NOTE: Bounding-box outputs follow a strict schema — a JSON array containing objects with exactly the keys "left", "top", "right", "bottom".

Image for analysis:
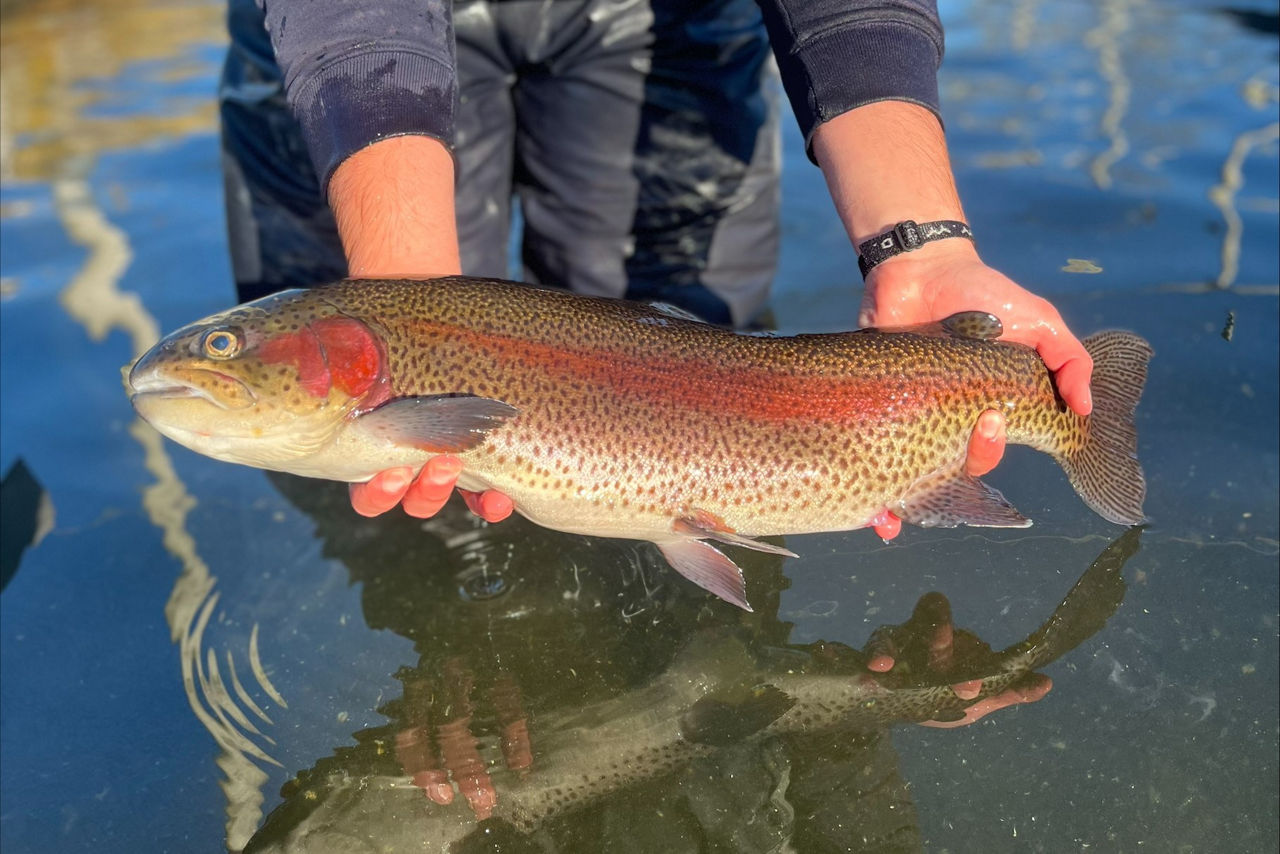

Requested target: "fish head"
[{"left": 127, "top": 289, "right": 390, "bottom": 468}]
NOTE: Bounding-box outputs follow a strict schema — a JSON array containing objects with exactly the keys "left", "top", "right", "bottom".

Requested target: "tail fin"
[
  {"left": 1059, "top": 331, "right": 1153, "bottom": 525},
  {"left": 996, "top": 525, "right": 1139, "bottom": 671}
]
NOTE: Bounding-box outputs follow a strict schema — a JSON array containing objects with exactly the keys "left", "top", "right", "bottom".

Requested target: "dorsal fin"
[{"left": 644, "top": 302, "right": 709, "bottom": 323}]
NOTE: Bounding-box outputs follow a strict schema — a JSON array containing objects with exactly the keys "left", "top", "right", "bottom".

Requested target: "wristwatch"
[{"left": 857, "top": 220, "right": 974, "bottom": 278}]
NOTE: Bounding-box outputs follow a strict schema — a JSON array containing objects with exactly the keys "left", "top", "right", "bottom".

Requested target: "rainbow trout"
[{"left": 128, "top": 276, "right": 1151, "bottom": 609}]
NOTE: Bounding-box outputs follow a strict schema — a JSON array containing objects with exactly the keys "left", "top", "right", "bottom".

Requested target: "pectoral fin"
[
  {"left": 895, "top": 469, "right": 1031, "bottom": 528},
  {"left": 353, "top": 395, "right": 518, "bottom": 453},
  {"left": 673, "top": 510, "right": 798, "bottom": 558},
  {"left": 656, "top": 539, "right": 753, "bottom": 612},
  {"left": 681, "top": 684, "right": 797, "bottom": 746}
]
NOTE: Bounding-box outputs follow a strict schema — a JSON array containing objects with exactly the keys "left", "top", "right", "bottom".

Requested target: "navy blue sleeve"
[
  {"left": 256, "top": 0, "right": 457, "bottom": 193},
  {"left": 756, "top": 0, "right": 945, "bottom": 157}
]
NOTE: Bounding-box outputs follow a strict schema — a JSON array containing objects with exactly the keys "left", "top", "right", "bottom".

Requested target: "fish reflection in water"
[{"left": 247, "top": 474, "right": 1140, "bottom": 853}]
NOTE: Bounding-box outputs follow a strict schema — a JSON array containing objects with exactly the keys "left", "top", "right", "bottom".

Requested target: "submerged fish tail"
[
  {"left": 1000, "top": 524, "right": 1137, "bottom": 669},
  {"left": 1057, "top": 331, "right": 1153, "bottom": 525}
]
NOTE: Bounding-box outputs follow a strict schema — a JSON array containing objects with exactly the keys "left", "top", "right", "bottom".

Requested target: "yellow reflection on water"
[
  {"left": 3, "top": 1, "right": 286, "bottom": 847},
  {"left": 0, "top": 0, "right": 224, "bottom": 181}
]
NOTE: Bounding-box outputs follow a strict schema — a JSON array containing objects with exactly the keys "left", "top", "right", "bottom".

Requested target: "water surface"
[{"left": 1, "top": 0, "right": 1276, "bottom": 851}]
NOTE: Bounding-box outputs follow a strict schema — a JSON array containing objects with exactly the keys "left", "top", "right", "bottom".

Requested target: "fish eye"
[{"left": 201, "top": 327, "right": 242, "bottom": 360}]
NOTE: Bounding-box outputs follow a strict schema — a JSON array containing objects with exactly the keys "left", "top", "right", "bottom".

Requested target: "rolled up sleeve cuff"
[
  {"left": 290, "top": 49, "right": 457, "bottom": 194},
  {"left": 776, "top": 22, "right": 943, "bottom": 160}
]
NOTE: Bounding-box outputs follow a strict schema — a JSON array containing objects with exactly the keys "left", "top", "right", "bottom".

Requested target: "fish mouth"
[{"left": 128, "top": 366, "right": 256, "bottom": 410}]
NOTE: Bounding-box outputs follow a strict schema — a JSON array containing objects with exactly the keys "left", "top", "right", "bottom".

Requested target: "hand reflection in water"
[
  {"left": 394, "top": 661, "right": 532, "bottom": 820},
  {"left": 863, "top": 592, "right": 1054, "bottom": 728},
  {"left": 248, "top": 473, "right": 1135, "bottom": 853}
]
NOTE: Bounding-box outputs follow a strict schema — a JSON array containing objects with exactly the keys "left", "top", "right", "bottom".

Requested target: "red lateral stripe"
[{"left": 409, "top": 323, "right": 922, "bottom": 422}]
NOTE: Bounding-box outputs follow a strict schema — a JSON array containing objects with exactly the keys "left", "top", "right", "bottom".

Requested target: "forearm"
[
  {"left": 810, "top": 101, "right": 972, "bottom": 249},
  {"left": 328, "top": 135, "right": 461, "bottom": 278}
]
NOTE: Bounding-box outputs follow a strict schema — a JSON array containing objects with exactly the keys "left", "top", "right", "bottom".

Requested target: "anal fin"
[
  {"left": 895, "top": 469, "right": 1031, "bottom": 529},
  {"left": 656, "top": 539, "right": 753, "bottom": 611}
]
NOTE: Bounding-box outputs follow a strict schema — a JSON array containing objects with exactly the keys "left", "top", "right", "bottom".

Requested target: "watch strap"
[{"left": 857, "top": 220, "right": 974, "bottom": 277}]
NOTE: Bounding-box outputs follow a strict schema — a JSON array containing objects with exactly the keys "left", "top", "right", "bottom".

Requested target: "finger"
[
  {"left": 395, "top": 726, "right": 455, "bottom": 805},
  {"left": 909, "top": 591, "right": 952, "bottom": 632},
  {"left": 867, "top": 654, "right": 896, "bottom": 673},
  {"left": 1053, "top": 354, "right": 1094, "bottom": 417},
  {"left": 460, "top": 489, "right": 515, "bottom": 523},
  {"left": 871, "top": 509, "right": 902, "bottom": 541},
  {"left": 1032, "top": 324, "right": 1093, "bottom": 417},
  {"left": 964, "top": 410, "right": 1007, "bottom": 477},
  {"left": 414, "top": 772, "right": 455, "bottom": 806},
  {"left": 864, "top": 627, "right": 898, "bottom": 673},
  {"left": 857, "top": 291, "right": 877, "bottom": 329},
  {"left": 459, "top": 489, "right": 484, "bottom": 517},
  {"left": 928, "top": 616, "right": 955, "bottom": 673},
  {"left": 400, "top": 456, "right": 464, "bottom": 518},
  {"left": 500, "top": 719, "right": 533, "bottom": 772},
  {"left": 920, "top": 673, "right": 1053, "bottom": 729},
  {"left": 951, "top": 679, "right": 983, "bottom": 700},
  {"left": 349, "top": 467, "right": 415, "bottom": 517},
  {"left": 917, "top": 593, "right": 955, "bottom": 672},
  {"left": 462, "top": 780, "right": 497, "bottom": 821}
]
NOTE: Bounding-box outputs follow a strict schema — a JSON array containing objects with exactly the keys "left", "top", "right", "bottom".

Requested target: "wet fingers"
[
  {"left": 400, "top": 456, "right": 463, "bottom": 518},
  {"left": 964, "top": 410, "right": 1007, "bottom": 477},
  {"left": 461, "top": 488, "right": 515, "bottom": 523},
  {"left": 350, "top": 466, "right": 415, "bottom": 516}
]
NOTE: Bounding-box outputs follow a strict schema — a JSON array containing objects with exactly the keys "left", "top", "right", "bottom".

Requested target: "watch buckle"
[{"left": 893, "top": 220, "right": 923, "bottom": 251}]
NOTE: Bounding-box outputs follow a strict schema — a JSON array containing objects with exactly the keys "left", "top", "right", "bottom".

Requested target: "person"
[{"left": 219, "top": 0, "right": 1094, "bottom": 532}]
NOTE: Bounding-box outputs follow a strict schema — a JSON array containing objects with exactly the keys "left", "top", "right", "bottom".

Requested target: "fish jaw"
[
  {"left": 128, "top": 345, "right": 259, "bottom": 410},
  {"left": 128, "top": 353, "right": 360, "bottom": 472},
  {"left": 129, "top": 357, "right": 261, "bottom": 452}
]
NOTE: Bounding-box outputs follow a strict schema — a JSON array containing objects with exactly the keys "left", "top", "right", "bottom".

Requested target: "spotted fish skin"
[{"left": 128, "top": 276, "right": 1152, "bottom": 607}]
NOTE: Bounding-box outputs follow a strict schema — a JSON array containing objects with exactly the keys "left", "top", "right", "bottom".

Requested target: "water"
[{"left": 1, "top": 0, "right": 1276, "bottom": 851}]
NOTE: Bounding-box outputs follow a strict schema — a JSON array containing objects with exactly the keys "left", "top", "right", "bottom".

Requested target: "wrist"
[
  {"left": 856, "top": 219, "right": 975, "bottom": 278},
  {"left": 329, "top": 135, "right": 462, "bottom": 278},
  {"left": 865, "top": 238, "right": 982, "bottom": 283}
]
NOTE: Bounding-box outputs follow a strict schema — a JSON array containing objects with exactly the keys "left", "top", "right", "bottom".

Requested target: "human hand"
[
  {"left": 862, "top": 591, "right": 1052, "bottom": 727},
  {"left": 861, "top": 242, "right": 1086, "bottom": 541},
  {"left": 860, "top": 241, "right": 1094, "bottom": 417},
  {"left": 809, "top": 104, "right": 1091, "bottom": 415},
  {"left": 349, "top": 456, "right": 514, "bottom": 523},
  {"left": 869, "top": 409, "right": 1006, "bottom": 541}
]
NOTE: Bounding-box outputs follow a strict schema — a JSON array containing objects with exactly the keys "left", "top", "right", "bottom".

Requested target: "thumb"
[{"left": 858, "top": 291, "right": 877, "bottom": 329}]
